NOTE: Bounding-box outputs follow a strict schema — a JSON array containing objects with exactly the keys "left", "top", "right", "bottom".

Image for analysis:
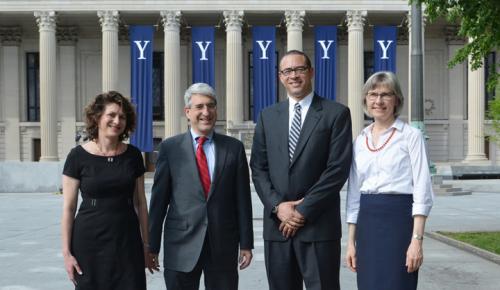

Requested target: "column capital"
[
  {"left": 284, "top": 10, "right": 305, "bottom": 32},
  {"left": 160, "top": 10, "right": 182, "bottom": 32},
  {"left": 223, "top": 10, "right": 244, "bottom": 32},
  {"left": 34, "top": 11, "right": 57, "bottom": 32},
  {"left": 98, "top": 10, "right": 119, "bottom": 31},
  {"left": 346, "top": 10, "right": 366, "bottom": 31},
  {"left": 444, "top": 25, "right": 466, "bottom": 45},
  {"left": 0, "top": 26, "right": 22, "bottom": 45},
  {"left": 57, "top": 26, "right": 78, "bottom": 45}
]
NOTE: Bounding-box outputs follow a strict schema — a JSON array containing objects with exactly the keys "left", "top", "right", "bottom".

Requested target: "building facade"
[{"left": 0, "top": 0, "right": 499, "bottom": 169}]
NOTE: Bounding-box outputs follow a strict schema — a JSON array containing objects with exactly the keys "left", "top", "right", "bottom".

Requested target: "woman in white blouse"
[{"left": 345, "top": 71, "right": 434, "bottom": 290}]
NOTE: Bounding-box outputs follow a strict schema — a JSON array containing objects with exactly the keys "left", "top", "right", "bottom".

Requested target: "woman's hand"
[
  {"left": 345, "top": 243, "right": 357, "bottom": 272},
  {"left": 63, "top": 253, "right": 82, "bottom": 285},
  {"left": 406, "top": 239, "right": 423, "bottom": 273}
]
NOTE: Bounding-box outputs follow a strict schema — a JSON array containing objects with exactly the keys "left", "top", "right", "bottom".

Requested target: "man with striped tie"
[
  {"left": 251, "top": 50, "right": 352, "bottom": 290},
  {"left": 149, "top": 83, "right": 254, "bottom": 290}
]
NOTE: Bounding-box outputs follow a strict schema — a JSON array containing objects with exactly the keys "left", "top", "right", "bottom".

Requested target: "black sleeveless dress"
[{"left": 63, "top": 145, "right": 146, "bottom": 290}]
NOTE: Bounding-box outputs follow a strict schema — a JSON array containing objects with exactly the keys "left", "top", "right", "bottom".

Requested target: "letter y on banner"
[
  {"left": 192, "top": 27, "right": 215, "bottom": 87},
  {"left": 314, "top": 26, "right": 337, "bottom": 100},
  {"left": 130, "top": 25, "right": 154, "bottom": 152},
  {"left": 374, "top": 26, "right": 397, "bottom": 73}
]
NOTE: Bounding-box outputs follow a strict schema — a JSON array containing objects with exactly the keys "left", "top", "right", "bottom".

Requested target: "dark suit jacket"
[
  {"left": 250, "top": 94, "right": 352, "bottom": 242},
  {"left": 149, "top": 131, "right": 253, "bottom": 272}
]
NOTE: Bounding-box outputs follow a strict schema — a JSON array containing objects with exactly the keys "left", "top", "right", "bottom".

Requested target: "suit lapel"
[
  {"left": 207, "top": 132, "right": 227, "bottom": 201},
  {"left": 276, "top": 100, "right": 290, "bottom": 167},
  {"left": 181, "top": 131, "right": 206, "bottom": 199},
  {"left": 290, "top": 95, "right": 323, "bottom": 168}
]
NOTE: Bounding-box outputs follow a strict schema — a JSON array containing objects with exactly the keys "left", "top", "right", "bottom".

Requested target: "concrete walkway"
[{"left": 1, "top": 181, "right": 500, "bottom": 289}]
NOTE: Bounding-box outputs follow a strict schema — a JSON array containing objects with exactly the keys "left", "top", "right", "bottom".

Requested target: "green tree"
[{"left": 412, "top": 0, "right": 499, "bottom": 136}]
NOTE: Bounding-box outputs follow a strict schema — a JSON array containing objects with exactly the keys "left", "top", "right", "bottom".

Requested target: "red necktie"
[{"left": 195, "top": 136, "right": 211, "bottom": 198}]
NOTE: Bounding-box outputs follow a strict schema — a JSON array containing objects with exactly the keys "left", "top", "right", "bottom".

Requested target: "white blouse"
[{"left": 346, "top": 118, "right": 434, "bottom": 224}]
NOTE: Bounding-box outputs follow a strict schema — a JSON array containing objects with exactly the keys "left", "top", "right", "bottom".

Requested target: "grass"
[{"left": 438, "top": 231, "right": 500, "bottom": 255}]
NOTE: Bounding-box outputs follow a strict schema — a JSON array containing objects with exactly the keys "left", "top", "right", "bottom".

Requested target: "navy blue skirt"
[{"left": 356, "top": 194, "right": 418, "bottom": 290}]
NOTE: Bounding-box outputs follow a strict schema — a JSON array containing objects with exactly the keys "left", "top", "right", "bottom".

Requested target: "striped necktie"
[{"left": 289, "top": 103, "right": 302, "bottom": 161}]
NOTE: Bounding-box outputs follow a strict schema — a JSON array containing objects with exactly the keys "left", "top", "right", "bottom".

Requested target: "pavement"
[{"left": 1, "top": 180, "right": 500, "bottom": 290}]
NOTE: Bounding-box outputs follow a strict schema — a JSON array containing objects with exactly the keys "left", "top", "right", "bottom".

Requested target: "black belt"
[{"left": 81, "top": 197, "right": 133, "bottom": 209}]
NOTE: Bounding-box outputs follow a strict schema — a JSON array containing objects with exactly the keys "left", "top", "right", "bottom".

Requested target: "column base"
[
  {"left": 39, "top": 156, "right": 59, "bottom": 162},
  {"left": 463, "top": 154, "right": 488, "bottom": 163}
]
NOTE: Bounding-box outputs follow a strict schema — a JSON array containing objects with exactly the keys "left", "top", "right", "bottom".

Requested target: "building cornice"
[{"left": 0, "top": 1, "right": 411, "bottom": 12}]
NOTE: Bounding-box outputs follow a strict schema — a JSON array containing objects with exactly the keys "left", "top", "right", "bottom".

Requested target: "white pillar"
[
  {"left": 0, "top": 27, "right": 22, "bottom": 160},
  {"left": 406, "top": 11, "right": 427, "bottom": 122},
  {"left": 161, "top": 11, "right": 182, "bottom": 138},
  {"left": 465, "top": 40, "right": 487, "bottom": 162},
  {"left": 57, "top": 26, "right": 78, "bottom": 159},
  {"left": 224, "top": 10, "right": 245, "bottom": 127},
  {"left": 346, "top": 10, "right": 366, "bottom": 138},
  {"left": 285, "top": 10, "right": 305, "bottom": 51},
  {"left": 445, "top": 25, "right": 467, "bottom": 161},
  {"left": 35, "top": 11, "right": 58, "bottom": 161},
  {"left": 98, "top": 10, "right": 119, "bottom": 92}
]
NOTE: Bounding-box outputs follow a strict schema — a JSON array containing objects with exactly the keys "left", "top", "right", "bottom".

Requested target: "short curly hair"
[{"left": 84, "top": 91, "right": 136, "bottom": 142}]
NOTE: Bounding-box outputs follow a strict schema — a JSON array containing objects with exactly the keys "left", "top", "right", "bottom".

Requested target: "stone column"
[
  {"left": 465, "top": 38, "right": 487, "bottom": 162},
  {"left": 224, "top": 10, "right": 245, "bottom": 127},
  {"left": 346, "top": 10, "right": 366, "bottom": 138},
  {"left": 285, "top": 10, "right": 305, "bottom": 51},
  {"left": 0, "top": 26, "right": 22, "bottom": 160},
  {"left": 98, "top": 10, "right": 119, "bottom": 92},
  {"left": 35, "top": 11, "right": 58, "bottom": 161},
  {"left": 406, "top": 11, "right": 427, "bottom": 121},
  {"left": 445, "top": 25, "right": 467, "bottom": 161},
  {"left": 57, "top": 26, "right": 78, "bottom": 159},
  {"left": 161, "top": 11, "right": 182, "bottom": 138}
]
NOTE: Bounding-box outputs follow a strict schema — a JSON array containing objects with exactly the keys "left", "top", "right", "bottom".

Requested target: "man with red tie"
[{"left": 149, "top": 83, "right": 254, "bottom": 290}]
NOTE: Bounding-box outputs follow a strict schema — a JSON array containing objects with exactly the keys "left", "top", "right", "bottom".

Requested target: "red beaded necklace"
[{"left": 365, "top": 127, "right": 396, "bottom": 152}]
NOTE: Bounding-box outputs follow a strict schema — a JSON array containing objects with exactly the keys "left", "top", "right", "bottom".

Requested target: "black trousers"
[
  {"left": 163, "top": 236, "right": 238, "bottom": 290},
  {"left": 264, "top": 238, "right": 340, "bottom": 290}
]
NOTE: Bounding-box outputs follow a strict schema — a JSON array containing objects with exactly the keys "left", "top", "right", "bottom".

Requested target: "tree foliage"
[
  {"left": 413, "top": 0, "right": 500, "bottom": 139},
  {"left": 413, "top": 0, "right": 499, "bottom": 91}
]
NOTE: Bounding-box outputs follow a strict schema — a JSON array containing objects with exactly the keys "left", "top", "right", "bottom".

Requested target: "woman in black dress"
[{"left": 61, "top": 91, "right": 154, "bottom": 289}]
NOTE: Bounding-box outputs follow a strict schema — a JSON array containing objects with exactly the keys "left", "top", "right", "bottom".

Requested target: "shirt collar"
[
  {"left": 288, "top": 91, "right": 314, "bottom": 110},
  {"left": 190, "top": 128, "right": 214, "bottom": 144}
]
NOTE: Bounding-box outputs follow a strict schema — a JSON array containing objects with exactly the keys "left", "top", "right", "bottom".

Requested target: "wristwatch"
[
  {"left": 413, "top": 234, "right": 424, "bottom": 240},
  {"left": 272, "top": 204, "right": 279, "bottom": 214}
]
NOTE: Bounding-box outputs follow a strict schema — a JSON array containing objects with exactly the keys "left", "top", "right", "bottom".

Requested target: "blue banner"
[
  {"left": 314, "top": 26, "right": 337, "bottom": 100},
  {"left": 252, "top": 26, "right": 277, "bottom": 122},
  {"left": 192, "top": 27, "right": 215, "bottom": 87},
  {"left": 129, "top": 25, "right": 153, "bottom": 152},
  {"left": 374, "top": 26, "right": 397, "bottom": 73}
]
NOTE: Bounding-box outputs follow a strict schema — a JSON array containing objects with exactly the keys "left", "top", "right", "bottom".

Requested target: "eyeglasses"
[
  {"left": 279, "top": 66, "right": 309, "bottom": 76},
  {"left": 366, "top": 92, "right": 394, "bottom": 101}
]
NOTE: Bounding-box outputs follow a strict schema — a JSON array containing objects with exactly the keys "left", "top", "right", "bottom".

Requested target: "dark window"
[
  {"left": 364, "top": 51, "right": 375, "bottom": 120},
  {"left": 364, "top": 51, "right": 375, "bottom": 82},
  {"left": 153, "top": 52, "right": 164, "bottom": 121},
  {"left": 33, "top": 138, "right": 41, "bottom": 161},
  {"left": 248, "top": 51, "right": 280, "bottom": 119},
  {"left": 485, "top": 51, "right": 497, "bottom": 111},
  {"left": 26, "top": 52, "right": 40, "bottom": 122}
]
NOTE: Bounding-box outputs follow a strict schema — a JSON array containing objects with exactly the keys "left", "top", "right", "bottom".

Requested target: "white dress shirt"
[
  {"left": 190, "top": 128, "right": 216, "bottom": 182},
  {"left": 288, "top": 91, "right": 314, "bottom": 131},
  {"left": 346, "top": 118, "right": 434, "bottom": 224}
]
